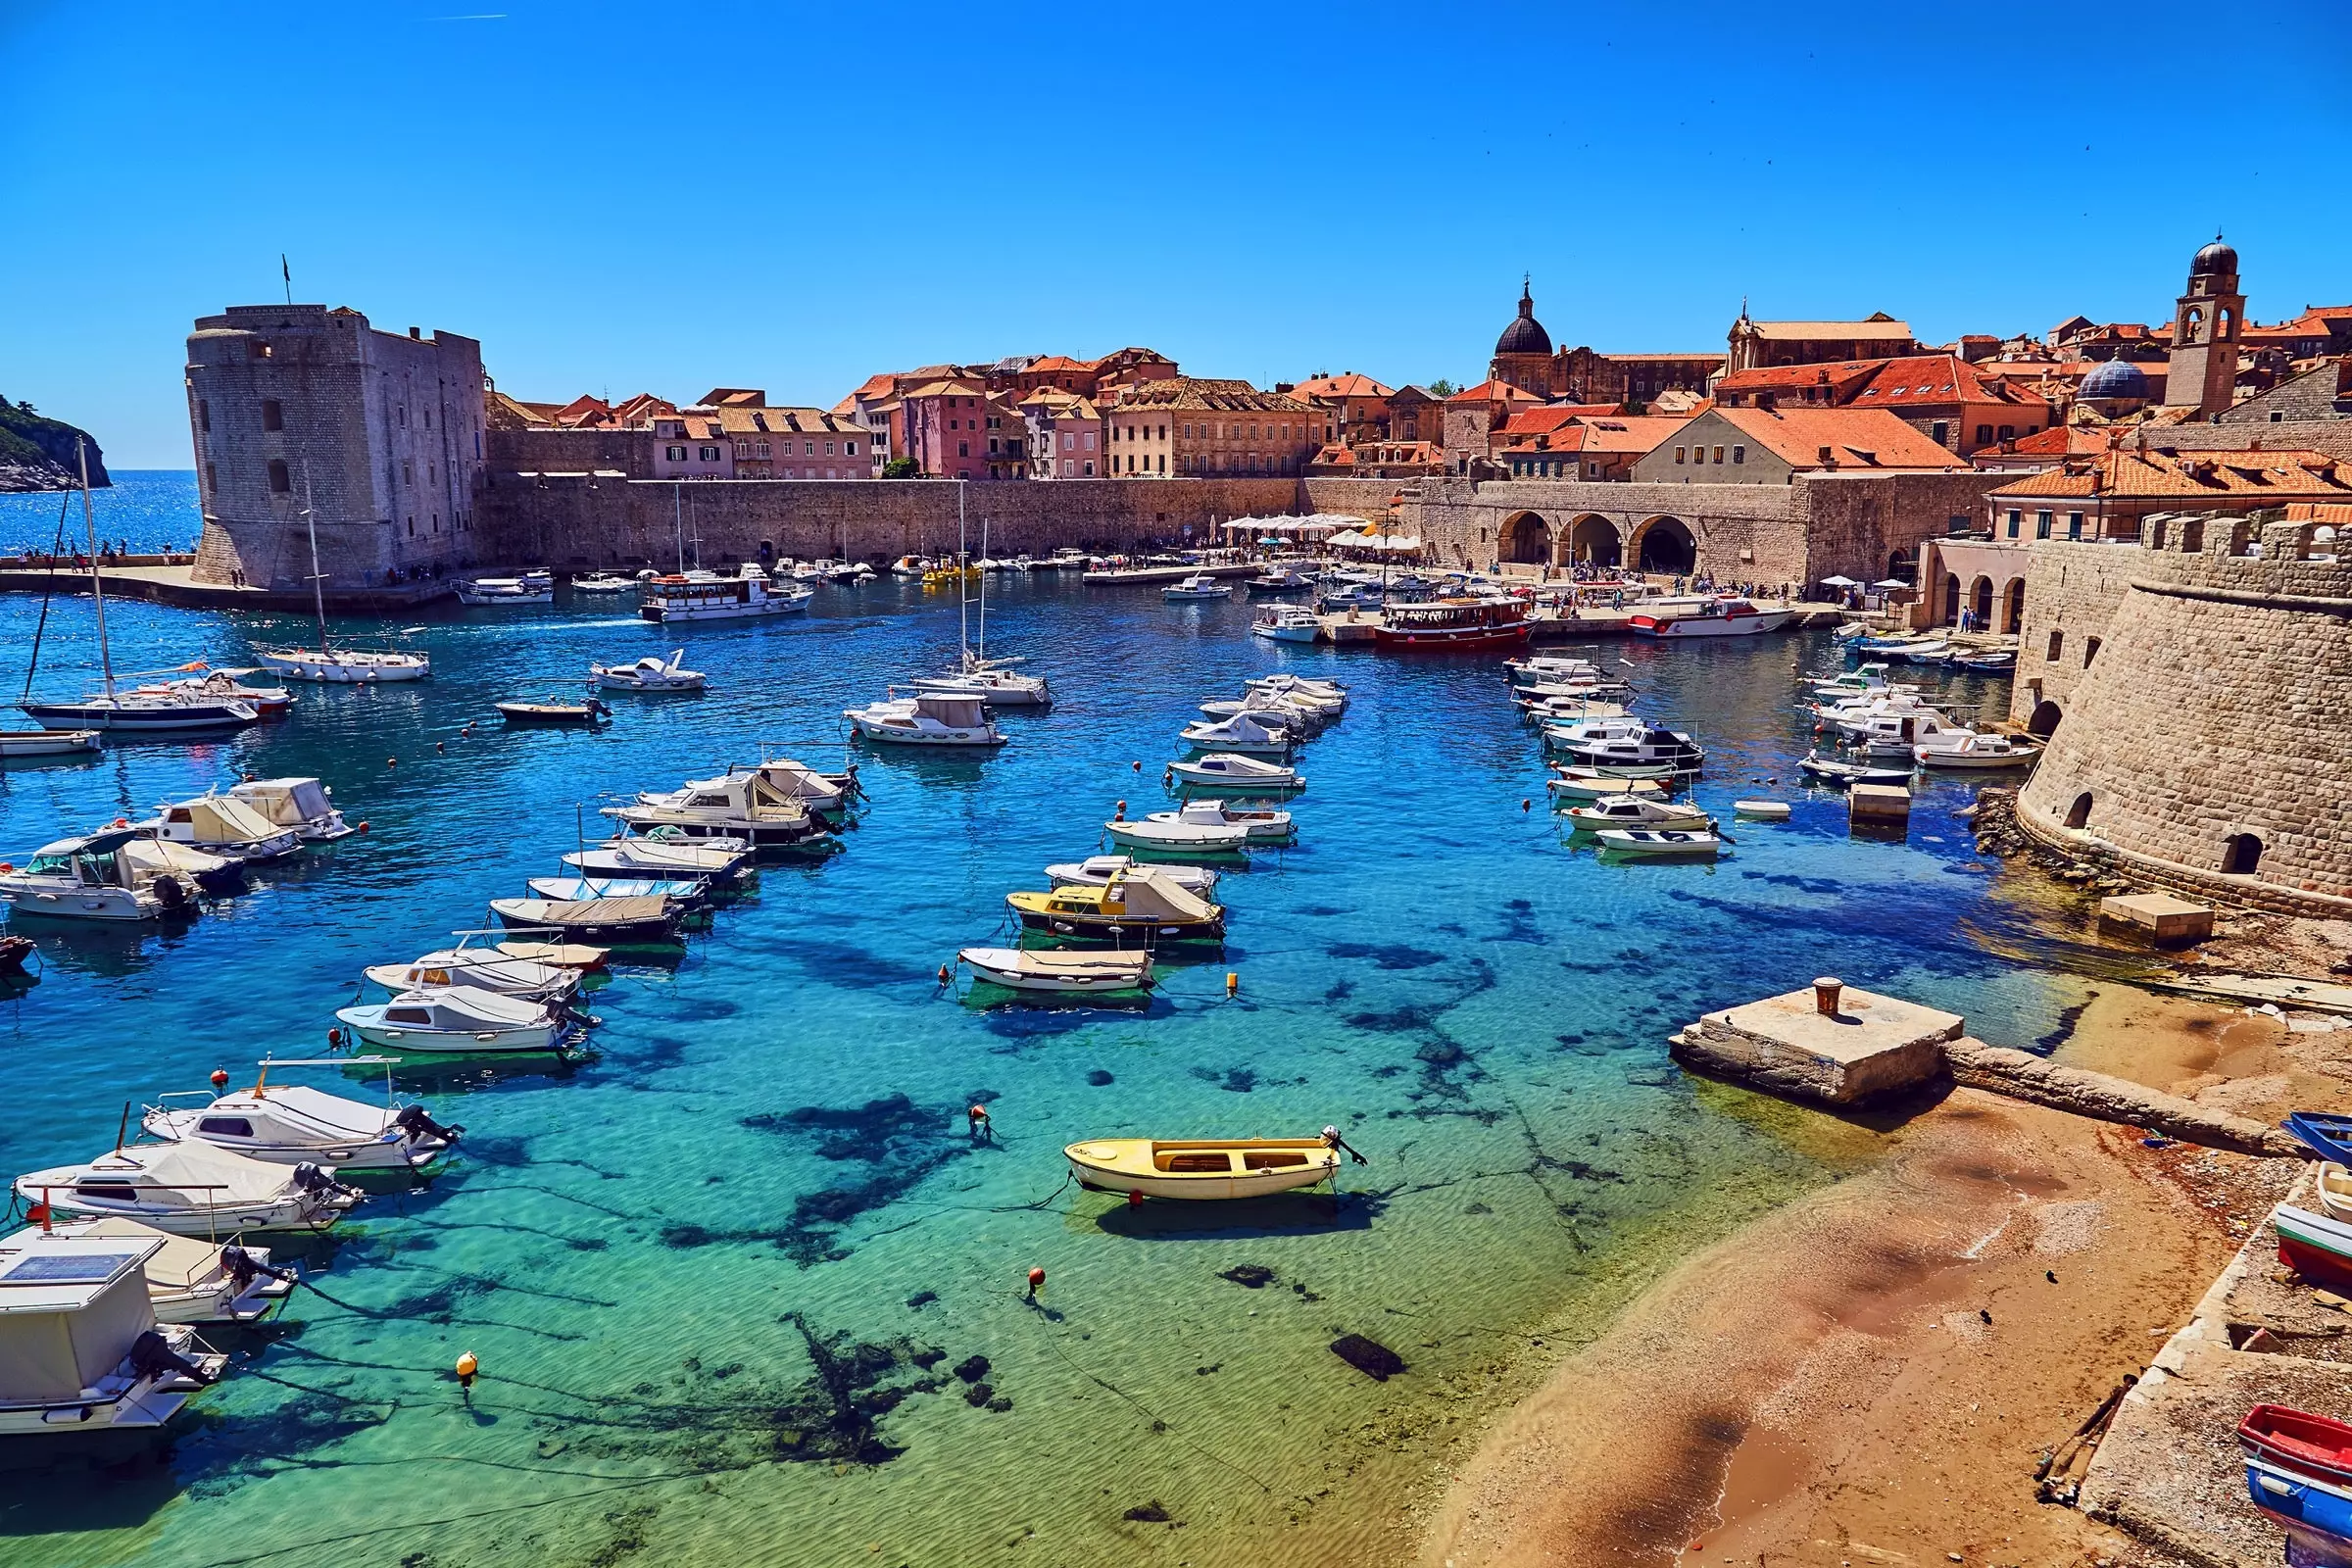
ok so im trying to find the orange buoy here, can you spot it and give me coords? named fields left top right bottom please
left=937, top=963, right=951, bottom=985
left=456, top=1350, right=478, bottom=1390
left=210, top=1068, right=229, bottom=1090
left=1025, top=1266, right=1045, bottom=1299
left=1225, top=971, right=1238, bottom=996
left=356, top=821, right=369, bottom=834
left=326, top=1027, right=342, bottom=1048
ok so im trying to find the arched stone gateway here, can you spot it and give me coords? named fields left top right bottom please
left=1568, top=514, right=1621, bottom=567
left=2027, top=700, right=2063, bottom=738
left=1941, top=573, right=1961, bottom=626
left=1971, top=575, right=1993, bottom=626
left=2002, top=578, right=2026, bottom=634
left=1500, top=511, right=1551, bottom=566
left=2223, top=833, right=2264, bottom=876
left=1632, top=515, right=1694, bottom=574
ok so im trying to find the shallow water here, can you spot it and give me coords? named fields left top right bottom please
left=0, top=476, right=2070, bottom=1567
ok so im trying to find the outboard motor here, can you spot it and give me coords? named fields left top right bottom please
left=152, top=874, right=188, bottom=909
left=394, top=1103, right=463, bottom=1146
left=289, top=1161, right=363, bottom=1205
left=220, top=1245, right=296, bottom=1291
left=127, top=1329, right=216, bottom=1386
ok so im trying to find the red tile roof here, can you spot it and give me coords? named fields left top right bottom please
left=1708, top=407, right=1970, bottom=470
left=1292, top=371, right=1395, bottom=400
left=1989, top=446, right=2352, bottom=501
left=1849, top=354, right=2058, bottom=414
left=1443, top=379, right=1544, bottom=406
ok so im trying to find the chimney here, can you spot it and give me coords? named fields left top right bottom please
left=409, top=326, right=421, bottom=340
left=1817, top=445, right=1835, bottom=466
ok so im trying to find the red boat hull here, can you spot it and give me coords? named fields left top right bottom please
left=1372, top=624, right=1534, bottom=651
left=2280, top=1236, right=2352, bottom=1294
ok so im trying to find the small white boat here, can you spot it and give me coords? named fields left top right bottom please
left=1163, top=574, right=1233, bottom=601
left=526, top=874, right=708, bottom=906
left=1177, top=711, right=1293, bottom=760
left=844, top=691, right=1005, bottom=748
left=457, top=573, right=555, bottom=606
left=228, top=777, right=354, bottom=842
left=1544, top=774, right=1666, bottom=803
left=1508, top=655, right=1600, bottom=685
left=0, top=729, right=99, bottom=758
left=0, top=827, right=176, bottom=921
left=1044, top=856, right=1220, bottom=896
left=1250, top=608, right=1321, bottom=643
left=1248, top=673, right=1347, bottom=710
left=334, top=988, right=570, bottom=1054
left=908, top=661, right=1052, bottom=708
left=363, top=938, right=582, bottom=1004
left=752, top=758, right=856, bottom=816
left=1063, top=1135, right=1342, bottom=1200
left=1913, top=732, right=2042, bottom=769
left=148, top=793, right=304, bottom=862
left=1103, top=811, right=1253, bottom=853
left=1797, top=752, right=1915, bottom=787
left=141, top=1057, right=457, bottom=1173
left=0, top=1232, right=228, bottom=1435
left=957, top=948, right=1154, bottom=994
left=2, top=1218, right=289, bottom=1325
left=120, top=835, right=240, bottom=892
left=1562, top=795, right=1713, bottom=833
left=1165, top=754, right=1304, bottom=792
left=565, top=832, right=755, bottom=883
left=1144, top=799, right=1295, bottom=843
left=613, top=771, right=826, bottom=846
left=1594, top=827, right=1722, bottom=859
left=591, top=650, right=707, bottom=694
left=1732, top=799, right=1792, bottom=820
left=570, top=573, right=636, bottom=593
left=16, top=1141, right=361, bottom=1237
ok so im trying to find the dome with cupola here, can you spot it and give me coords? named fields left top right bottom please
left=1494, top=280, right=1552, bottom=358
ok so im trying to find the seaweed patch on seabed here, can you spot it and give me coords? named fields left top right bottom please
left=738, top=1093, right=977, bottom=1264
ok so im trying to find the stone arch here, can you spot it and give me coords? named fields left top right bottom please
left=2001, top=578, right=2025, bottom=633
left=2064, top=791, right=2093, bottom=830
left=1970, top=575, right=1993, bottom=626
left=2222, top=832, right=2264, bottom=876
left=1500, top=511, right=1551, bottom=566
left=1940, top=572, right=1961, bottom=626
left=1632, top=515, right=1695, bottom=574
left=1568, top=514, right=1621, bottom=567
left=1886, top=549, right=1914, bottom=584
left=2027, top=700, right=2063, bottom=738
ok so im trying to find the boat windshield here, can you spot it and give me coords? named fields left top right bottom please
left=23, top=852, right=76, bottom=878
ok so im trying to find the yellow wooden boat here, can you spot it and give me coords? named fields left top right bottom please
left=1004, top=868, right=1225, bottom=942
left=1064, top=1136, right=1339, bottom=1200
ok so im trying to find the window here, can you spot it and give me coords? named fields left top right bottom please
left=1062, top=433, right=1074, bottom=452
left=406, top=516, right=415, bottom=536
left=957, top=441, right=969, bottom=458
left=1712, top=445, right=1725, bottom=464
left=2222, top=833, right=2264, bottom=875
left=734, top=441, right=751, bottom=459
left=204, top=461, right=217, bottom=495
left=261, top=398, right=283, bottom=432
left=248, top=340, right=270, bottom=359
left=1931, top=420, right=1949, bottom=447
left=268, top=459, right=290, bottom=493
left=1674, top=446, right=1687, bottom=464
left=2005, top=508, right=2021, bottom=538
left=1731, top=444, right=1744, bottom=465
left=198, top=398, right=211, bottom=431
left=2272, top=410, right=2287, bottom=423
left=824, top=442, right=835, bottom=456
left=197, top=1116, right=254, bottom=1138
left=665, top=445, right=685, bottom=461
left=2064, top=792, right=2093, bottom=830
left=2046, top=629, right=2064, bottom=662
left=1084, top=432, right=1095, bottom=450
left=1084, top=460, right=1094, bottom=475
left=756, top=441, right=771, bottom=459
left=1976, top=424, right=1993, bottom=446
left=1061, top=459, right=1072, bottom=475
left=399, top=404, right=408, bottom=428
left=699, top=446, right=719, bottom=462
left=1997, top=424, right=2014, bottom=440
left=2035, top=511, right=2052, bottom=540
left=2066, top=512, right=2083, bottom=540
left=846, top=441, right=858, bottom=456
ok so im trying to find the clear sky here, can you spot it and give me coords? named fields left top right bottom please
left=6, top=1, right=2350, bottom=467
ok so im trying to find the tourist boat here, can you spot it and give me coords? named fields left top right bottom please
left=1374, top=597, right=1532, bottom=651
left=488, top=894, right=683, bottom=946
left=1561, top=795, right=1714, bottom=833
left=1797, top=753, right=1914, bottom=787
left=1544, top=774, right=1667, bottom=804
left=526, top=874, right=710, bottom=906
left=228, top=777, right=355, bottom=842
left=1103, top=810, right=1254, bottom=853
left=147, top=793, right=303, bottom=862
left=1, top=1218, right=290, bottom=1325
left=2275, top=1204, right=2352, bottom=1294
left=614, top=771, right=826, bottom=846
left=0, top=728, right=100, bottom=758
left=457, top=572, right=555, bottom=606
left=0, top=828, right=180, bottom=921
left=1177, top=711, right=1294, bottom=760
left=1629, top=596, right=1796, bottom=639
left=1732, top=800, right=1793, bottom=820
left=1553, top=726, right=1704, bottom=773
left=1142, top=799, right=1294, bottom=844
left=1593, top=827, right=1723, bottom=859
left=141, top=1057, right=457, bottom=1173
left=364, top=939, right=582, bottom=1005
left=1912, top=732, right=2041, bottom=769
left=1250, top=607, right=1323, bottom=643
left=496, top=698, right=612, bottom=726
left=565, top=830, right=756, bottom=883
left=15, top=1141, right=361, bottom=1236
left=639, top=564, right=810, bottom=622
left=1162, top=574, right=1233, bottom=601
left=1044, top=857, right=1220, bottom=896
left=956, top=948, right=1154, bottom=995
left=590, top=651, right=707, bottom=694
left=1245, top=570, right=1311, bottom=597
left=569, top=573, right=636, bottom=593
left=844, top=691, right=1005, bottom=747
left=2240, top=1404, right=2352, bottom=1554
left=0, top=1232, right=228, bottom=1436
left=1164, top=754, right=1304, bottom=793
left=335, top=985, right=575, bottom=1054
left=1063, top=1135, right=1341, bottom=1200
left=1005, top=869, right=1226, bottom=942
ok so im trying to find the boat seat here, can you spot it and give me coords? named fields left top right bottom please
left=1242, top=1152, right=1308, bottom=1170
left=1156, top=1152, right=1233, bottom=1173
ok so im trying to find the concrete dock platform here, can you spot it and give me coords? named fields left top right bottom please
left=1670, top=979, right=1962, bottom=1104
left=2102, top=893, right=2217, bottom=947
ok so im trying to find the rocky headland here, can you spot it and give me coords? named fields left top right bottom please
left=0, top=396, right=111, bottom=491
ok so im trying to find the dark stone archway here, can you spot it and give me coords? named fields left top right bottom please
left=1635, top=516, right=1694, bottom=573
left=1501, top=512, right=1550, bottom=566
left=1568, top=514, right=1620, bottom=567
left=2028, top=701, right=2063, bottom=738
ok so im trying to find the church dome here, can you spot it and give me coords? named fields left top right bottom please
left=1494, top=283, right=1552, bottom=358
left=2191, top=236, right=2237, bottom=276
left=2081, top=359, right=2152, bottom=401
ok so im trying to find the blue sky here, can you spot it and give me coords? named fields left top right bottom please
left=6, top=1, right=2349, bottom=467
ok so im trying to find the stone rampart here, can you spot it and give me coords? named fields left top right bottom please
left=2005, top=540, right=2146, bottom=729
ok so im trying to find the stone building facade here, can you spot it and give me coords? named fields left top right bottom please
left=186, top=305, right=486, bottom=591
left=2008, top=512, right=2352, bottom=911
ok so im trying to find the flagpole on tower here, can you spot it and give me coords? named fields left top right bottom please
left=281, top=254, right=292, bottom=306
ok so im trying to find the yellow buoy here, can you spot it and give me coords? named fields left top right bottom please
left=456, top=1350, right=478, bottom=1389
left=1225, top=971, right=1239, bottom=996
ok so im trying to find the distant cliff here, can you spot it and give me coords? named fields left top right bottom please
left=0, top=397, right=111, bottom=491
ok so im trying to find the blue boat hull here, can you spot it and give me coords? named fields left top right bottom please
left=2248, top=1454, right=2352, bottom=1564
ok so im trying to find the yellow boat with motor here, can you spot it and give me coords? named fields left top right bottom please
left=1004, top=867, right=1225, bottom=942
left=1064, top=1136, right=1340, bottom=1200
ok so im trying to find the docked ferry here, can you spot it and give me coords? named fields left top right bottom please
left=1627, top=596, right=1795, bottom=639
left=1372, top=596, right=1532, bottom=652
left=639, top=564, right=812, bottom=623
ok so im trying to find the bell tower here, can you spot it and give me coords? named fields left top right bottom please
left=2163, top=235, right=2244, bottom=416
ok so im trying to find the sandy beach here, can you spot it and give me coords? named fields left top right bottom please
left=1421, top=990, right=2310, bottom=1568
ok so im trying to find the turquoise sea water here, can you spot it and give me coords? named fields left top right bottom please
left=0, top=475, right=2082, bottom=1567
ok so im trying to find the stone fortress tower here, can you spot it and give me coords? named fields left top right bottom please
left=2162, top=237, right=2245, bottom=416
left=185, top=305, right=486, bottom=592
left=2012, top=507, right=2352, bottom=909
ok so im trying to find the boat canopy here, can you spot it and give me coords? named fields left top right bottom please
left=161, top=795, right=283, bottom=842
left=232, top=778, right=332, bottom=823
left=0, top=1237, right=161, bottom=1399
left=911, top=693, right=989, bottom=727
left=1106, top=869, right=1217, bottom=921
left=78, top=1141, right=298, bottom=1204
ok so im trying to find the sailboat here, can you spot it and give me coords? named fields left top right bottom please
left=253, top=471, right=432, bottom=682
left=906, top=492, right=1052, bottom=708
left=20, top=441, right=263, bottom=734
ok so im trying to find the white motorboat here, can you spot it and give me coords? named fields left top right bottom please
left=1913, top=732, right=2042, bottom=769
left=1732, top=800, right=1793, bottom=819
left=527, top=874, right=709, bottom=906
left=1177, top=711, right=1293, bottom=760
left=1104, top=811, right=1253, bottom=853
left=1797, top=752, right=1915, bottom=787
left=1165, top=754, right=1304, bottom=792
left=1541, top=713, right=1649, bottom=749
left=1553, top=725, right=1704, bottom=772
left=751, top=757, right=856, bottom=816
left=364, top=936, right=583, bottom=1004
left=1250, top=607, right=1321, bottom=643
left=956, top=948, right=1154, bottom=994
left=613, top=771, right=828, bottom=846
left=0, top=729, right=100, bottom=758
left=16, top=1141, right=361, bottom=1237
left=570, top=573, right=636, bottom=593
left=1811, top=689, right=1940, bottom=724
left=2, top=1218, right=289, bottom=1325
left=638, top=564, right=809, bottom=622
left=1044, top=856, right=1220, bottom=896
left=844, top=691, right=1005, bottom=747
left=1163, top=574, right=1233, bottom=601
left=147, top=793, right=303, bottom=862
left=1593, top=827, right=1723, bottom=859
left=591, top=650, right=707, bottom=693
left=1517, top=677, right=1635, bottom=707
left=565, top=831, right=756, bottom=883
left=0, top=828, right=177, bottom=921
left=141, top=1057, right=458, bottom=1173
left=228, top=777, right=355, bottom=842
left=0, top=1232, right=228, bottom=1435
left=1247, top=674, right=1347, bottom=710
left=1834, top=709, right=1966, bottom=753
left=334, top=987, right=571, bottom=1054
left=490, top=895, right=683, bottom=946
left=120, top=835, right=241, bottom=893
left=1144, top=799, right=1295, bottom=844
left=1544, top=773, right=1667, bottom=803
left=1508, top=655, right=1601, bottom=685
left=1806, top=662, right=1908, bottom=701
left=457, top=572, right=554, bottom=606
left=1561, top=795, right=1714, bottom=832
left=1197, top=694, right=1324, bottom=734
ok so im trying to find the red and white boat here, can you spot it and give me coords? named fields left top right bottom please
left=1373, top=597, right=1532, bottom=652
left=1628, top=596, right=1795, bottom=639
left=2277, top=1203, right=2352, bottom=1292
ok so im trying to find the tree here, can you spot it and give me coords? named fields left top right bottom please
left=1426, top=379, right=1456, bottom=398
left=882, top=458, right=921, bottom=479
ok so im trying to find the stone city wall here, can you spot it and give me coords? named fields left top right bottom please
left=2011, top=516, right=2352, bottom=910
left=2006, top=540, right=2146, bottom=728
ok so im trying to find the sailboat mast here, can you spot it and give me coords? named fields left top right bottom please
left=77, top=438, right=115, bottom=698
left=977, top=512, right=988, bottom=665
left=674, top=482, right=685, bottom=574
left=956, top=481, right=969, bottom=670
left=302, top=465, right=330, bottom=655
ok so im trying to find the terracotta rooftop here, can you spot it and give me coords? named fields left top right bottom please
left=1715, top=361, right=1885, bottom=397
left=1708, top=406, right=1970, bottom=470
left=1850, top=355, right=2058, bottom=412
left=1292, top=371, right=1395, bottom=400
left=1740, top=315, right=1913, bottom=341
left=1443, top=379, right=1544, bottom=406
left=1110, top=376, right=1310, bottom=414
left=1989, top=446, right=2352, bottom=501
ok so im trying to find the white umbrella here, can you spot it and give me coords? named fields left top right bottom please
left=1871, top=578, right=1911, bottom=589
left=1818, top=574, right=1860, bottom=588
